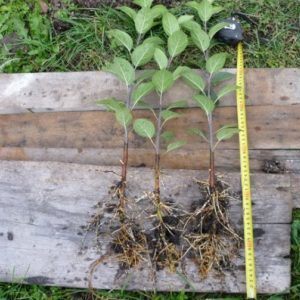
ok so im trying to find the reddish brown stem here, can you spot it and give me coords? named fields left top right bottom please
left=209, top=150, right=216, bottom=190
left=118, top=141, right=128, bottom=223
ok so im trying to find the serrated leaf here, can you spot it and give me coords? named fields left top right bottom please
left=216, top=84, right=239, bottom=101
left=181, top=69, right=205, bottom=92
left=131, top=43, right=155, bottom=67
left=162, top=12, right=180, bottom=36
left=187, top=127, right=207, bottom=140
left=116, top=107, right=132, bottom=128
left=166, top=140, right=186, bottom=153
left=167, top=100, right=187, bottom=110
left=161, top=131, right=175, bottom=142
left=151, top=4, right=167, bottom=18
left=216, top=125, right=239, bottom=142
left=193, top=95, right=215, bottom=115
left=118, top=6, right=137, bottom=20
left=109, top=29, right=133, bottom=52
left=180, top=20, right=201, bottom=32
left=132, top=82, right=155, bottom=107
left=96, top=98, right=125, bottom=111
left=168, top=30, right=188, bottom=58
left=191, top=29, right=210, bottom=52
left=152, top=70, right=174, bottom=93
left=173, top=66, right=190, bottom=80
left=135, top=8, right=154, bottom=34
left=211, top=71, right=235, bottom=86
left=206, top=52, right=227, bottom=74
left=133, top=0, right=153, bottom=8
left=209, top=22, right=229, bottom=39
left=104, top=58, right=135, bottom=86
left=154, top=48, right=168, bottom=69
left=178, top=15, right=194, bottom=24
left=161, top=110, right=180, bottom=122
left=133, top=118, right=155, bottom=138
left=143, top=36, right=165, bottom=46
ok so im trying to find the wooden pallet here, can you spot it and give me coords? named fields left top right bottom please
left=0, top=69, right=299, bottom=293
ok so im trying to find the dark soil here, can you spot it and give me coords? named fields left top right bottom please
left=262, top=159, right=286, bottom=174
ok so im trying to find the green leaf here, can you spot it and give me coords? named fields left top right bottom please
left=216, top=125, right=239, bottom=142
left=193, top=95, right=215, bottom=115
left=211, top=71, right=235, bottom=86
left=143, top=36, right=165, bottom=46
left=151, top=4, right=167, bottom=18
left=187, top=128, right=207, bottom=140
left=173, top=66, right=190, bottom=80
left=135, top=8, right=154, bottom=34
left=166, top=140, right=186, bottom=153
left=96, top=98, right=125, bottom=111
left=109, top=29, right=133, bottom=52
left=161, top=110, right=180, bottom=122
left=104, top=58, right=135, bottom=86
left=178, top=15, right=194, bottom=24
left=186, top=1, right=201, bottom=12
left=131, top=43, right=155, bottom=67
left=133, top=118, right=156, bottom=138
left=118, top=6, right=137, bottom=20
left=168, top=30, right=188, bottom=58
left=212, top=6, right=224, bottom=15
left=154, top=48, right=168, bottom=70
left=167, top=100, right=187, bottom=110
left=208, top=22, right=229, bottom=39
left=161, top=131, right=175, bottom=142
left=191, top=29, right=210, bottom=52
left=197, top=0, right=213, bottom=22
left=132, top=82, right=155, bottom=106
left=116, top=107, right=132, bottom=128
left=180, top=20, right=201, bottom=32
left=181, top=69, right=205, bottom=92
left=162, top=12, right=180, bottom=36
left=152, top=70, right=174, bottom=93
left=133, top=0, right=153, bottom=8
left=136, top=70, right=156, bottom=84
left=206, top=52, right=227, bottom=74
left=216, top=84, right=239, bottom=101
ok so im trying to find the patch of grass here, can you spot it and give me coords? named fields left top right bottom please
left=0, top=0, right=299, bottom=72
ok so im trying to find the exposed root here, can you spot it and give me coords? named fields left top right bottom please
left=183, top=179, right=241, bottom=277
left=111, top=222, right=148, bottom=269
left=147, top=193, right=183, bottom=272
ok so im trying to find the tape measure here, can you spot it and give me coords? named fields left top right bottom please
left=236, top=42, right=257, bottom=299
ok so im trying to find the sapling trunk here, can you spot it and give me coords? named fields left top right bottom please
left=154, top=92, right=163, bottom=202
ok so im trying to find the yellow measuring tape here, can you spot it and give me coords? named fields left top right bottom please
left=236, top=42, right=257, bottom=299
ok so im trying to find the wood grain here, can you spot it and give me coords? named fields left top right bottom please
left=0, top=69, right=299, bottom=114
left=0, top=161, right=291, bottom=293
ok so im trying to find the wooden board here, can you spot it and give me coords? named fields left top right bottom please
left=0, top=69, right=299, bottom=114
left=0, top=161, right=291, bottom=293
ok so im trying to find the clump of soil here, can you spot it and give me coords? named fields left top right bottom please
left=262, top=159, right=285, bottom=174
left=182, top=179, right=241, bottom=276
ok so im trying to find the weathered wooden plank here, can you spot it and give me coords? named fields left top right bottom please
left=0, top=161, right=291, bottom=293
left=1, top=147, right=299, bottom=173
left=0, top=69, right=299, bottom=114
left=291, top=174, right=300, bottom=208
left=1, top=106, right=300, bottom=150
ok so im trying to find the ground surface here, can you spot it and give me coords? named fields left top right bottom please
left=0, top=0, right=299, bottom=299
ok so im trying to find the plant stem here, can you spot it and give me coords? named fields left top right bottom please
left=118, top=85, right=133, bottom=218
left=154, top=92, right=163, bottom=202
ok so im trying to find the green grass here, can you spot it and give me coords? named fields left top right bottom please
left=0, top=0, right=299, bottom=72
left=0, top=209, right=299, bottom=299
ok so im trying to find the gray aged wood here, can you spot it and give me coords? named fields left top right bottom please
left=0, top=161, right=291, bottom=293
left=0, top=69, right=299, bottom=114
